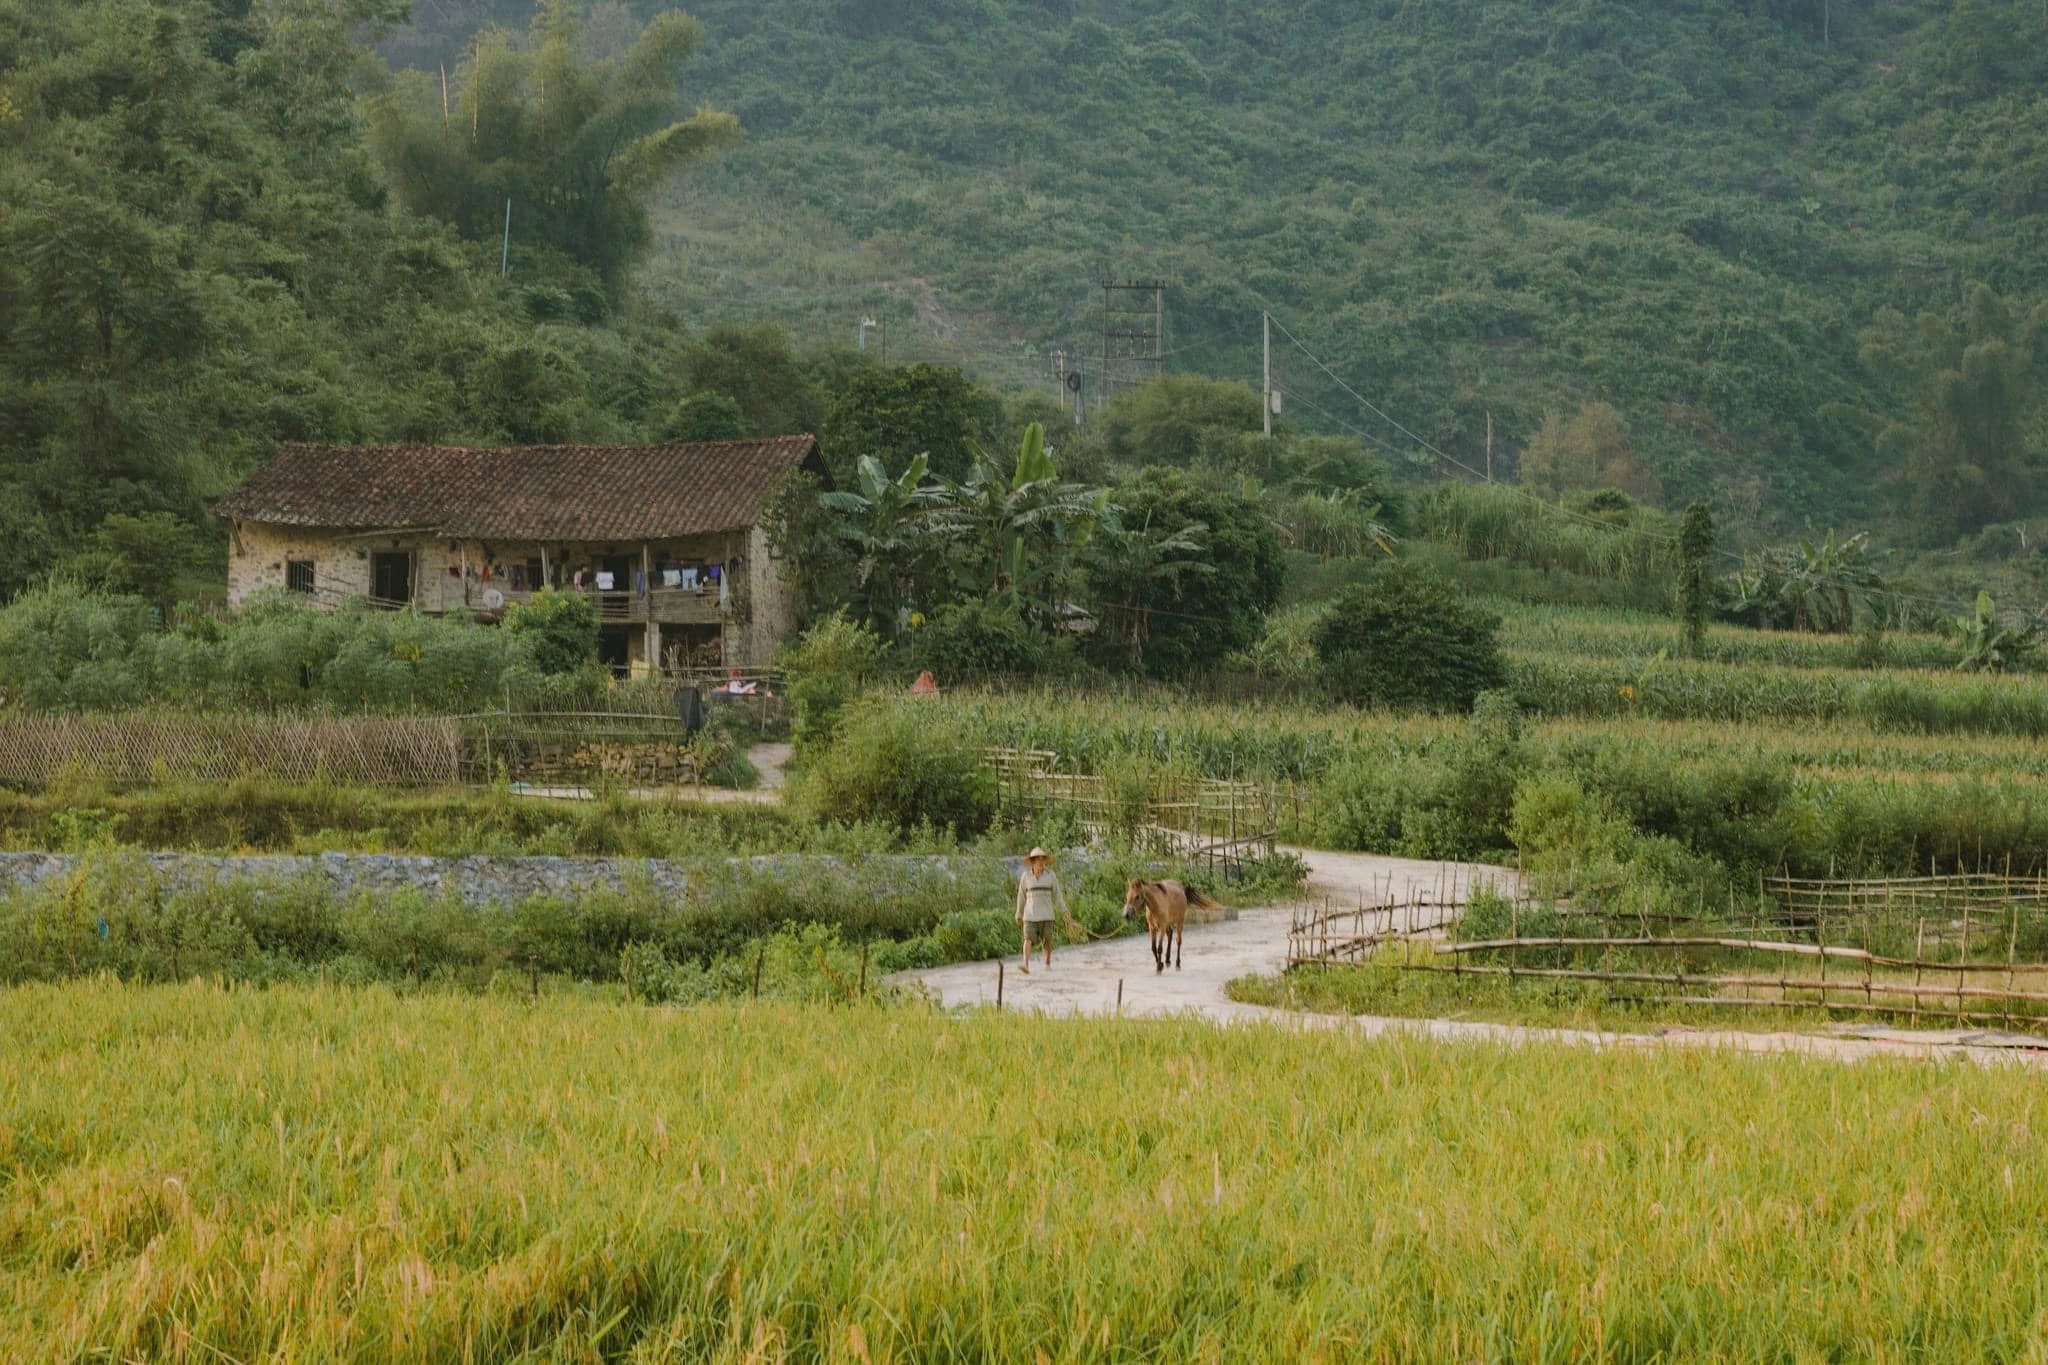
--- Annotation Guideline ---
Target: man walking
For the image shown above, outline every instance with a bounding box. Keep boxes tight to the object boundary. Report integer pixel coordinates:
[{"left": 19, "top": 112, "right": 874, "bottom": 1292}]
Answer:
[{"left": 1013, "top": 846, "right": 1069, "bottom": 974}]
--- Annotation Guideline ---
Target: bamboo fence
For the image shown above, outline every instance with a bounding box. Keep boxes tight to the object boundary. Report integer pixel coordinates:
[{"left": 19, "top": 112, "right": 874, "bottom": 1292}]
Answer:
[
  {"left": 0, "top": 713, "right": 463, "bottom": 789},
  {"left": 1287, "top": 869, "right": 2048, "bottom": 1035},
  {"left": 984, "top": 747, "right": 1281, "bottom": 876}
]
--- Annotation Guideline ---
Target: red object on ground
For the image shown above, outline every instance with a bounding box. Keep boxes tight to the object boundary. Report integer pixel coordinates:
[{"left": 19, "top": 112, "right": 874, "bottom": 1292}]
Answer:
[{"left": 909, "top": 670, "right": 940, "bottom": 697}]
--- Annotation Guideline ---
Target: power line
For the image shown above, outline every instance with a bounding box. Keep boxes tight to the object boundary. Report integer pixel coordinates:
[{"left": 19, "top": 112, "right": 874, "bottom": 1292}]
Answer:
[{"left": 1263, "top": 309, "right": 1984, "bottom": 620}]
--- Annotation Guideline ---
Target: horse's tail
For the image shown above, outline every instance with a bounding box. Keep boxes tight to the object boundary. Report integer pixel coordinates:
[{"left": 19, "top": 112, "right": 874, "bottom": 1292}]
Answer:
[{"left": 1185, "top": 887, "right": 1223, "bottom": 910}]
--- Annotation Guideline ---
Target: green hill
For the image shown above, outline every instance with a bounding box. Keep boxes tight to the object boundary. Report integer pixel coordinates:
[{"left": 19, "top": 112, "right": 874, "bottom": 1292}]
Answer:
[{"left": 382, "top": 0, "right": 2048, "bottom": 529}]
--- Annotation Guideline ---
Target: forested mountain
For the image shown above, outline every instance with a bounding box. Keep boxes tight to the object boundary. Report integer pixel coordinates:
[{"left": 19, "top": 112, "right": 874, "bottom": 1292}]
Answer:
[
  {"left": 2, "top": 0, "right": 2045, "bottom": 604},
  {"left": 384, "top": 0, "right": 2048, "bottom": 531}
]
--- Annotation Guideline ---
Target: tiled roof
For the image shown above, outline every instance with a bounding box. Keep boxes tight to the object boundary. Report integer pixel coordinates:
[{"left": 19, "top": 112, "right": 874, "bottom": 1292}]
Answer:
[{"left": 215, "top": 437, "right": 821, "bottom": 540}]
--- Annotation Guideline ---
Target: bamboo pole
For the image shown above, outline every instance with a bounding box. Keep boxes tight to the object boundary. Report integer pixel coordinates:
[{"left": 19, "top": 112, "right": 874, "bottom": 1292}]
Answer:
[
  {"left": 1433, "top": 935, "right": 2037, "bottom": 972},
  {"left": 2007, "top": 896, "right": 2020, "bottom": 1035},
  {"left": 1959, "top": 899, "right": 1972, "bottom": 1026},
  {"left": 1399, "top": 963, "right": 2048, "bottom": 1008}
]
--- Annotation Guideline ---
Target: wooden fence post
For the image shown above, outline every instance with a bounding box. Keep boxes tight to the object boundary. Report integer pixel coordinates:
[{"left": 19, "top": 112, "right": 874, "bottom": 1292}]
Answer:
[
  {"left": 1958, "top": 901, "right": 1971, "bottom": 1026},
  {"left": 1913, "top": 918, "right": 1926, "bottom": 1028}
]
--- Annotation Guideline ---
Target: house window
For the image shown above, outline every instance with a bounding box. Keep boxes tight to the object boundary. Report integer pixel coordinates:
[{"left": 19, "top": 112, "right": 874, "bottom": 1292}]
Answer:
[{"left": 286, "top": 560, "right": 315, "bottom": 594}]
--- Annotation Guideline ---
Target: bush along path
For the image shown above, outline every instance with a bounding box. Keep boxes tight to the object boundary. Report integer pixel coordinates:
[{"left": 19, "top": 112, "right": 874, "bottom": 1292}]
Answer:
[{"left": 897, "top": 849, "right": 2048, "bottom": 1069}]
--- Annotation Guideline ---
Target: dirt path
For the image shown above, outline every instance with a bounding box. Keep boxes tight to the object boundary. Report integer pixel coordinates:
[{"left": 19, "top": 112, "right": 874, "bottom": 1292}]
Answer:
[
  {"left": 748, "top": 743, "right": 793, "bottom": 791},
  {"left": 896, "top": 848, "right": 2048, "bottom": 1069}
]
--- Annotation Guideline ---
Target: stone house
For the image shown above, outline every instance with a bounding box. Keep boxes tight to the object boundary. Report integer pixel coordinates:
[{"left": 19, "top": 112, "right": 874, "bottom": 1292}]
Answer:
[{"left": 215, "top": 437, "right": 825, "bottom": 675}]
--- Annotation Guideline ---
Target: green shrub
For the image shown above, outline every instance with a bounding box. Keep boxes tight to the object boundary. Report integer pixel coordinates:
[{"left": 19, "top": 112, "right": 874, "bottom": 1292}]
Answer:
[
  {"left": 503, "top": 588, "right": 599, "bottom": 676},
  {"left": 782, "top": 611, "right": 883, "bottom": 754},
  {"left": 1233, "top": 602, "right": 1329, "bottom": 685},
  {"left": 1508, "top": 773, "right": 1634, "bottom": 886},
  {"left": 912, "top": 600, "right": 1046, "bottom": 679},
  {"left": 1314, "top": 561, "right": 1504, "bottom": 711},
  {"left": 793, "top": 699, "right": 998, "bottom": 836},
  {"left": 0, "top": 586, "right": 159, "bottom": 710},
  {"left": 929, "top": 908, "right": 1018, "bottom": 964}
]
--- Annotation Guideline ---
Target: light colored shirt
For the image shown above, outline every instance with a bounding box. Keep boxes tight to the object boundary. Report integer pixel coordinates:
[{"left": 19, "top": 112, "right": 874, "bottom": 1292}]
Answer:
[{"left": 1015, "top": 867, "right": 1068, "bottom": 924}]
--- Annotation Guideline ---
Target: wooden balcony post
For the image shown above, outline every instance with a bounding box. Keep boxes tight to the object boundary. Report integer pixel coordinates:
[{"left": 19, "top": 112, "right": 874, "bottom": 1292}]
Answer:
[{"left": 641, "top": 542, "right": 660, "bottom": 677}]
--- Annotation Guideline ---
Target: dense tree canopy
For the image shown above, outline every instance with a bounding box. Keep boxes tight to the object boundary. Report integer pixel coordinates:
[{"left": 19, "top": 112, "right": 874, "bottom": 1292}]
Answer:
[
  {"left": 820, "top": 363, "right": 1002, "bottom": 485},
  {"left": 378, "top": 0, "right": 2048, "bottom": 531},
  {"left": 0, "top": 0, "right": 836, "bottom": 602},
  {"left": 8, "top": 0, "right": 2048, "bottom": 619},
  {"left": 1314, "top": 562, "right": 1505, "bottom": 712},
  {"left": 364, "top": 0, "right": 739, "bottom": 290},
  {"left": 1847, "top": 283, "right": 2048, "bottom": 543},
  {"left": 1083, "top": 469, "right": 1284, "bottom": 678}
]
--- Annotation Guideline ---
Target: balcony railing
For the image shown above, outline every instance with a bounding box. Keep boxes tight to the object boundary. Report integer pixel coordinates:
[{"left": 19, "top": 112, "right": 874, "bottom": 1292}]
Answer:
[{"left": 439, "top": 583, "right": 736, "bottom": 625}]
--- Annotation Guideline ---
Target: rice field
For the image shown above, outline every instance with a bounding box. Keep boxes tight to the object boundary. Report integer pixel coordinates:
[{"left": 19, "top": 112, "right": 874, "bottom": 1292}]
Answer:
[{"left": 6, "top": 980, "right": 2048, "bottom": 1360}]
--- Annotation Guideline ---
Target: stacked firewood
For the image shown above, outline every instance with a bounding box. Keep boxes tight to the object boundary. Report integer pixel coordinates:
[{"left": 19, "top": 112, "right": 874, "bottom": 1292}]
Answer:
[{"left": 520, "top": 741, "right": 700, "bottom": 784}]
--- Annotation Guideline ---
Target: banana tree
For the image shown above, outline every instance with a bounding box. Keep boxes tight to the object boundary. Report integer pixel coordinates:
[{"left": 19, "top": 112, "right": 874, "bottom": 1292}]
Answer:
[
  {"left": 817, "top": 453, "right": 946, "bottom": 630},
  {"left": 1953, "top": 591, "right": 2042, "bottom": 673},
  {"left": 1732, "top": 529, "right": 1884, "bottom": 633},
  {"left": 1084, "top": 513, "right": 1214, "bottom": 670},
  {"left": 933, "top": 422, "right": 1114, "bottom": 614}
]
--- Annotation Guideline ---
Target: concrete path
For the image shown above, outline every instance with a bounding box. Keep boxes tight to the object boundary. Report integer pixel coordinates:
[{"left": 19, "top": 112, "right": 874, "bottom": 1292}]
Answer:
[
  {"left": 895, "top": 849, "right": 1518, "bottom": 1023},
  {"left": 895, "top": 848, "right": 2048, "bottom": 1069},
  {"left": 748, "top": 742, "right": 793, "bottom": 792}
]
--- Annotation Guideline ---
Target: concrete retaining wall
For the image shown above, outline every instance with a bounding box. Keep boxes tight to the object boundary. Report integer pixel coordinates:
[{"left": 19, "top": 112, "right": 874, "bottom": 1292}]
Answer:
[{"left": 0, "top": 851, "right": 1050, "bottom": 907}]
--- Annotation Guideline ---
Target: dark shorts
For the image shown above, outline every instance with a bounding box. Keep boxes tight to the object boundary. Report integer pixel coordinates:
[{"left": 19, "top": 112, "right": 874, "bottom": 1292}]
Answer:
[{"left": 1023, "top": 919, "right": 1055, "bottom": 946}]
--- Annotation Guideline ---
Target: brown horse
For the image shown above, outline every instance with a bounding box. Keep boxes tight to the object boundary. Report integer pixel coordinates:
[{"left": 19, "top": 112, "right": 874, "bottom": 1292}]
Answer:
[{"left": 1121, "top": 878, "right": 1220, "bottom": 973}]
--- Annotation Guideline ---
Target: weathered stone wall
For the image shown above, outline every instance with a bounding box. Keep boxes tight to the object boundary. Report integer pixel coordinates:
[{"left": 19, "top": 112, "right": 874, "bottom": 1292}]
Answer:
[
  {"left": 227, "top": 523, "right": 371, "bottom": 608},
  {"left": 0, "top": 851, "right": 1044, "bottom": 906},
  {"left": 224, "top": 522, "right": 800, "bottom": 669},
  {"left": 745, "top": 523, "right": 795, "bottom": 668}
]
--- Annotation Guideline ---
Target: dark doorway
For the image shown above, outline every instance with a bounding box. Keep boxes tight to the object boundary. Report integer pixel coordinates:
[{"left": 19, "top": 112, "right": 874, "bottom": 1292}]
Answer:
[
  {"left": 597, "top": 624, "right": 633, "bottom": 675},
  {"left": 370, "top": 551, "right": 412, "bottom": 606},
  {"left": 598, "top": 552, "right": 634, "bottom": 617}
]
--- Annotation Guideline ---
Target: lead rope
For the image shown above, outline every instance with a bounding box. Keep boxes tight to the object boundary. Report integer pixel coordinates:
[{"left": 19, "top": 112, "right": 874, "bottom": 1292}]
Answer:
[{"left": 1064, "top": 912, "right": 1124, "bottom": 943}]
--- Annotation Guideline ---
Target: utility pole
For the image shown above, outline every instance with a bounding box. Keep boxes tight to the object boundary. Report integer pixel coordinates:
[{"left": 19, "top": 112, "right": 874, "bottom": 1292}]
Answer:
[{"left": 1262, "top": 312, "right": 1272, "bottom": 439}]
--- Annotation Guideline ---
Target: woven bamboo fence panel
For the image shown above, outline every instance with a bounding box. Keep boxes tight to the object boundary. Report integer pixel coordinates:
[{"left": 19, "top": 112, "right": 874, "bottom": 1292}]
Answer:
[
  {"left": 1288, "top": 871, "right": 2048, "bottom": 1035},
  {"left": 983, "top": 747, "right": 1281, "bottom": 875},
  {"left": 0, "top": 714, "right": 463, "bottom": 789}
]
